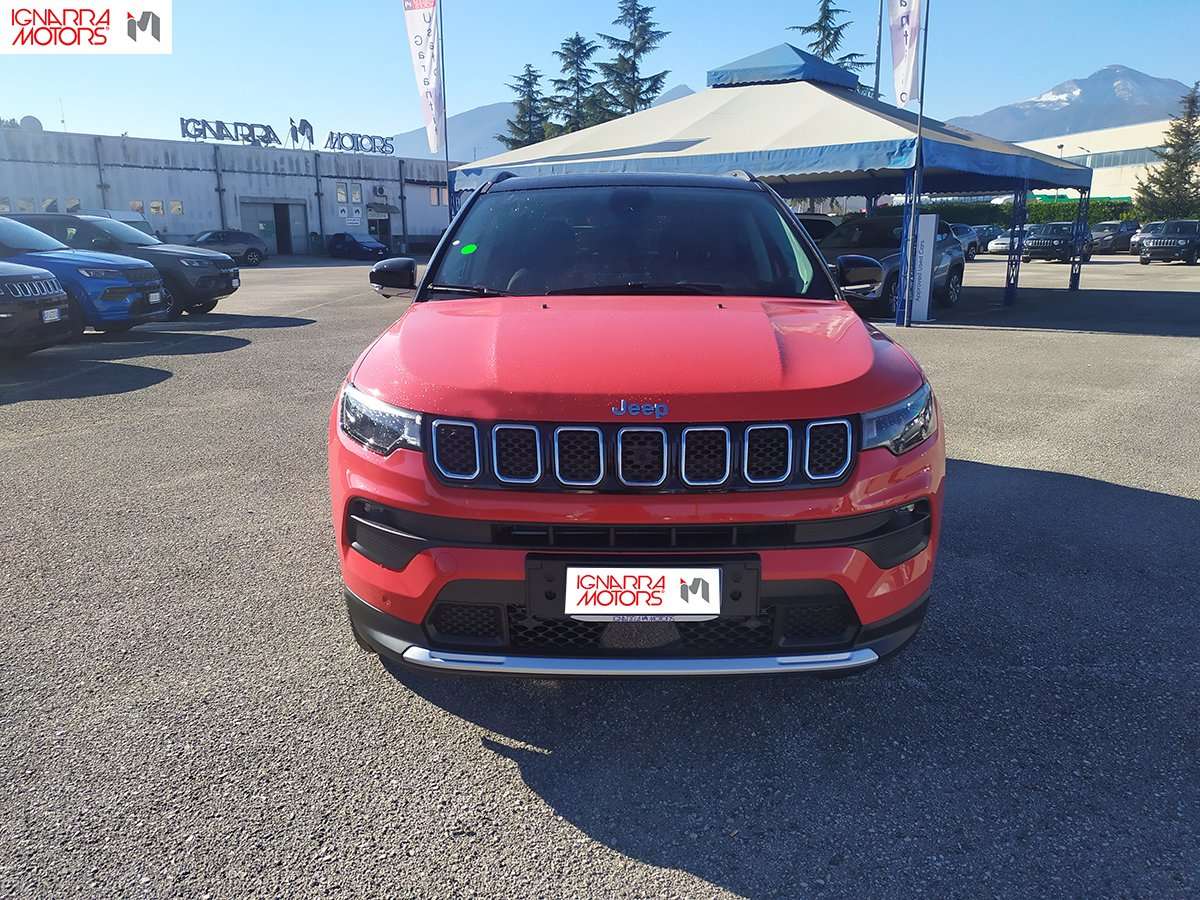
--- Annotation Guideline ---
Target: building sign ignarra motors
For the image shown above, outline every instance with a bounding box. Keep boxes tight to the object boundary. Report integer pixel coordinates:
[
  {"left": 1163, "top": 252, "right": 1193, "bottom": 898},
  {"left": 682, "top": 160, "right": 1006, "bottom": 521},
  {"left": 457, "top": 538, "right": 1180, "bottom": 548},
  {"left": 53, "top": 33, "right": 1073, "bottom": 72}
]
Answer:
[{"left": 178, "top": 115, "right": 395, "bottom": 155}]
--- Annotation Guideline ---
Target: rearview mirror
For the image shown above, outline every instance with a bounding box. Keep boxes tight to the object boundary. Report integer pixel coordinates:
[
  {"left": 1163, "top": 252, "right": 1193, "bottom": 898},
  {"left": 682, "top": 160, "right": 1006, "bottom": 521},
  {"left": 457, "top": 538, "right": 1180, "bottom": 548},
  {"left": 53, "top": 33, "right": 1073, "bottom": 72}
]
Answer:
[
  {"left": 369, "top": 257, "right": 417, "bottom": 297},
  {"left": 834, "top": 254, "right": 884, "bottom": 296}
]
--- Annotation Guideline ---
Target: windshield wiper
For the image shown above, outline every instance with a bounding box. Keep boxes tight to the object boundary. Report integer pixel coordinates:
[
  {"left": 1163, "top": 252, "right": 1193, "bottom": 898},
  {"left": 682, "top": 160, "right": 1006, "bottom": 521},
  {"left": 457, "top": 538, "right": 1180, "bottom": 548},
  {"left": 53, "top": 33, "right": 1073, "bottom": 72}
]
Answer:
[
  {"left": 426, "top": 283, "right": 510, "bottom": 297},
  {"left": 546, "top": 281, "right": 725, "bottom": 295}
]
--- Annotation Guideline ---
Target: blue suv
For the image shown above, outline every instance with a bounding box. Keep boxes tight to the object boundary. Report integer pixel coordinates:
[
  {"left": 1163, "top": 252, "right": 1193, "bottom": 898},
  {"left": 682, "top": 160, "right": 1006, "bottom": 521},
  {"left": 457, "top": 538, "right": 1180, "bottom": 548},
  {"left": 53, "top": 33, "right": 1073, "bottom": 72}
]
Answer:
[{"left": 0, "top": 216, "right": 166, "bottom": 336}]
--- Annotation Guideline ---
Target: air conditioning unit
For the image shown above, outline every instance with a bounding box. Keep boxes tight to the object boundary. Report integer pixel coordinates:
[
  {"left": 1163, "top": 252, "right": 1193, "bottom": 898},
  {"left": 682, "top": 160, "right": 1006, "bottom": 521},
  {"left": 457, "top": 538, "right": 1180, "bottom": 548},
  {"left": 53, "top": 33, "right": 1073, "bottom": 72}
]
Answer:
[{"left": 373, "top": 186, "right": 386, "bottom": 197}]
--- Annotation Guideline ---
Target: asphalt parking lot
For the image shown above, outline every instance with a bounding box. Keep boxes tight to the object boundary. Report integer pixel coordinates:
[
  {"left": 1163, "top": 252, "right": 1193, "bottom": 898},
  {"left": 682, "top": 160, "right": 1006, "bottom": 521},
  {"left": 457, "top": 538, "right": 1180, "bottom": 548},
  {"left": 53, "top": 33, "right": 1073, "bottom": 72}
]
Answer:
[{"left": 2, "top": 256, "right": 1198, "bottom": 897}]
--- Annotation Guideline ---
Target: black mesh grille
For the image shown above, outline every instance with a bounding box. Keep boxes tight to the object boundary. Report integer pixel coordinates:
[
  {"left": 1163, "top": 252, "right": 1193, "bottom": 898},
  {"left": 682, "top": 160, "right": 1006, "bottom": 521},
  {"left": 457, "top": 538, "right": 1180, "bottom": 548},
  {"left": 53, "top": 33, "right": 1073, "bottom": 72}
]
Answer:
[
  {"left": 505, "top": 607, "right": 777, "bottom": 656},
  {"left": 619, "top": 429, "right": 665, "bottom": 485},
  {"left": 125, "top": 267, "right": 159, "bottom": 284},
  {"left": 555, "top": 429, "right": 603, "bottom": 484},
  {"left": 433, "top": 422, "right": 478, "bottom": 478},
  {"left": 682, "top": 429, "right": 729, "bottom": 484},
  {"left": 778, "top": 599, "right": 858, "bottom": 647},
  {"left": 806, "top": 423, "right": 850, "bottom": 478},
  {"left": 428, "top": 603, "right": 503, "bottom": 643},
  {"left": 493, "top": 426, "right": 539, "bottom": 481},
  {"left": 745, "top": 426, "right": 791, "bottom": 482}
]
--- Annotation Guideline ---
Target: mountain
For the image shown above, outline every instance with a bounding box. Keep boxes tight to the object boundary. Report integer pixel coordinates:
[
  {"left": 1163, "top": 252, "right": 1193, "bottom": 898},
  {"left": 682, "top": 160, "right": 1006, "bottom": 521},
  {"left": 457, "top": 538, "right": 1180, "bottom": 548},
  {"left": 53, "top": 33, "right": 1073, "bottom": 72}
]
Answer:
[
  {"left": 946, "top": 66, "right": 1189, "bottom": 141},
  {"left": 393, "top": 85, "right": 695, "bottom": 161}
]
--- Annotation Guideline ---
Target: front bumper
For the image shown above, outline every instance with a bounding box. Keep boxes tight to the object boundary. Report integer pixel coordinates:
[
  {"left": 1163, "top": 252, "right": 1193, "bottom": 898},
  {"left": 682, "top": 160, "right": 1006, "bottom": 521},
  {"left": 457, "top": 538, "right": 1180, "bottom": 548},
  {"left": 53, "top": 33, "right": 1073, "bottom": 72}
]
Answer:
[
  {"left": 1022, "top": 245, "right": 1073, "bottom": 260},
  {"left": 0, "top": 295, "right": 71, "bottom": 351},
  {"left": 1141, "top": 246, "right": 1191, "bottom": 261},
  {"left": 174, "top": 266, "right": 241, "bottom": 301}
]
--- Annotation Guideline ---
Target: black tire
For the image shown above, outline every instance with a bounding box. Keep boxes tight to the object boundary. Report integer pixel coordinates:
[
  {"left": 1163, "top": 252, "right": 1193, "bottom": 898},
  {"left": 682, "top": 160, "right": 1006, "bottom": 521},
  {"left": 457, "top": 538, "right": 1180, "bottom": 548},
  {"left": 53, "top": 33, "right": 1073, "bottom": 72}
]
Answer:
[
  {"left": 186, "top": 298, "right": 219, "bottom": 315},
  {"left": 1140, "top": 256, "right": 1151, "bottom": 266},
  {"left": 880, "top": 274, "right": 900, "bottom": 319},
  {"left": 1021, "top": 256, "right": 1031, "bottom": 264},
  {"left": 161, "top": 283, "right": 184, "bottom": 321},
  {"left": 1187, "top": 249, "right": 1198, "bottom": 266},
  {"left": 936, "top": 267, "right": 963, "bottom": 308},
  {"left": 243, "top": 248, "right": 263, "bottom": 266},
  {"left": 966, "top": 244, "right": 977, "bottom": 261}
]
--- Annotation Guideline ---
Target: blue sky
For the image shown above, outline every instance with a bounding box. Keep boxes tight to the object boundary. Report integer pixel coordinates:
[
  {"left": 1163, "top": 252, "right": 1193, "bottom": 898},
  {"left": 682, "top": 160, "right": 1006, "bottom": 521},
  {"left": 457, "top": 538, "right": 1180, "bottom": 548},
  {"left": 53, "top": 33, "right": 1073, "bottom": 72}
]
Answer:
[{"left": 2, "top": 0, "right": 1197, "bottom": 140}]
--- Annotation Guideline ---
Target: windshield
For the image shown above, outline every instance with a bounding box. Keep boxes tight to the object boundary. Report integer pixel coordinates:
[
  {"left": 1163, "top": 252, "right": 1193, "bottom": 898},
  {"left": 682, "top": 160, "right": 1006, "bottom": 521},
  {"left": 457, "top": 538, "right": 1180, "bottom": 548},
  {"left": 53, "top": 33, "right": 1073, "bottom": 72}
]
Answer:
[
  {"left": 87, "top": 217, "right": 161, "bottom": 245},
  {"left": 1143, "top": 222, "right": 1164, "bottom": 233},
  {"left": 1093, "top": 222, "right": 1120, "bottom": 233},
  {"left": 1165, "top": 221, "right": 1199, "bottom": 235},
  {"left": 351, "top": 233, "right": 378, "bottom": 243},
  {"left": 822, "top": 219, "right": 903, "bottom": 251},
  {"left": 426, "top": 185, "right": 828, "bottom": 299},
  {"left": 0, "top": 216, "right": 68, "bottom": 253},
  {"left": 1042, "top": 224, "right": 1073, "bottom": 236}
]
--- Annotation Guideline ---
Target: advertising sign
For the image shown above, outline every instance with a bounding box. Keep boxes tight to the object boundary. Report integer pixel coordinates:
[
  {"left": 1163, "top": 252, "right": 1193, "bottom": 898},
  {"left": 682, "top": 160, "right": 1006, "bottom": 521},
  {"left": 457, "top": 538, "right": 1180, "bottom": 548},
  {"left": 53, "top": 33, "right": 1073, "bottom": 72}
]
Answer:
[
  {"left": 887, "top": 0, "right": 922, "bottom": 106},
  {"left": 909, "top": 213, "right": 937, "bottom": 322},
  {"left": 403, "top": 0, "right": 443, "bottom": 154},
  {"left": 1, "top": 1, "right": 172, "bottom": 54}
]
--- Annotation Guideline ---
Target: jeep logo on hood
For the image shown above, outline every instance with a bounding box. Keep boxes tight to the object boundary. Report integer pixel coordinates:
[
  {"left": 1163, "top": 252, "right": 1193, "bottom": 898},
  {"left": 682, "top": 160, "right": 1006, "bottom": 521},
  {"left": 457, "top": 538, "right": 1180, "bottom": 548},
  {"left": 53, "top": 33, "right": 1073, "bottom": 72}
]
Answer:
[{"left": 611, "top": 400, "right": 669, "bottom": 418}]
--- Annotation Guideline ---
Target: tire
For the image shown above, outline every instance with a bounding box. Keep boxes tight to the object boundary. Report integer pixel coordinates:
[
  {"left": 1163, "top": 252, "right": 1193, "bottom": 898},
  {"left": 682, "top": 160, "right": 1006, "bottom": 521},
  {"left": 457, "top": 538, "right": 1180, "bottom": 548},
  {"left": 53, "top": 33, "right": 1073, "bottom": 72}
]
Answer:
[
  {"left": 966, "top": 244, "right": 977, "bottom": 261},
  {"left": 161, "top": 283, "right": 184, "bottom": 321},
  {"left": 1187, "top": 249, "right": 1198, "bottom": 266},
  {"left": 1021, "top": 256, "right": 1031, "bottom": 264},
  {"left": 936, "top": 267, "right": 963, "bottom": 308},
  {"left": 880, "top": 274, "right": 900, "bottom": 319},
  {"left": 1139, "top": 257, "right": 1151, "bottom": 265},
  {"left": 186, "top": 298, "right": 219, "bottom": 315},
  {"left": 243, "top": 248, "right": 263, "bottom": 266}
]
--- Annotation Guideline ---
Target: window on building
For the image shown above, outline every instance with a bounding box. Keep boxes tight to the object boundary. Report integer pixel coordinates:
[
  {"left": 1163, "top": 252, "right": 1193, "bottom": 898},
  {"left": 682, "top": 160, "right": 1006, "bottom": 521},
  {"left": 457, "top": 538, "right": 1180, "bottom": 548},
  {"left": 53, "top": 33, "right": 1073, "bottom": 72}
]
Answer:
[
  {"left": 66, "top": 197, "right": 81, "bottom": 213},
  {"left": 169, "top": 200, "right": 183, "bottom": 215},
  {"left": 0, "top": 197, "right": 9, "bottom": 213},
  {"left": 430, "top": 186, "right": 446, "bottom": 206},
  {"left": 42, "top": 198, "right": 59, "bottom": 212},
  {"left": 351, "top": 183, "right": 363, "bottom": 204},
  {"left": 336, "top": 182, "right": 348, "bottom": 204},
  {"left": 130, "top": 199, "right": 144, "bottom": 213},
  {"left": 149, "top": 200, "right": 165, "bottom": 215},
  {"left": 17, "top": 198, "right": 34, "bottom": 212}
]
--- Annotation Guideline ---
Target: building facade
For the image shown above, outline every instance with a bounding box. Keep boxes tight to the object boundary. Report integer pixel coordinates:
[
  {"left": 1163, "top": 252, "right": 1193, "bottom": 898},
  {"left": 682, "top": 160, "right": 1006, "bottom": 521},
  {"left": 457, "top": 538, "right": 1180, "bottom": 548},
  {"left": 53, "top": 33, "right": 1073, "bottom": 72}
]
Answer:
[
  {"left": 0, "top": 125, "right": 454, "bottom": 253},
  {"left": 1018, "top": 119, "right": 1169, "bottom": 200}
]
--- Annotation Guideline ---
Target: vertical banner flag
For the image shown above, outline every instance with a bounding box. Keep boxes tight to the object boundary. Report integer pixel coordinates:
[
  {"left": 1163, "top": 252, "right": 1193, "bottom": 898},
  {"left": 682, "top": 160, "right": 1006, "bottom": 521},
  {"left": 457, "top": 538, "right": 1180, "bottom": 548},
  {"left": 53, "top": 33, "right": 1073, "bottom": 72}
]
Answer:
[
  {"left": 887, "top": 0, "right": 922, "bottom": 107},
  {"left": 403, "top": 0, "right": 443, "bottom": 153}
]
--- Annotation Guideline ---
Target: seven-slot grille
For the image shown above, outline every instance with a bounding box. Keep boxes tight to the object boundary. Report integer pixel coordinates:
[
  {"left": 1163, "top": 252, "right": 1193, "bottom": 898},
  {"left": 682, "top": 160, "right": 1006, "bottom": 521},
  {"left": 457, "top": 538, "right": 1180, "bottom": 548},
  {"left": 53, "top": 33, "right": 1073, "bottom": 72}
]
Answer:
[
  {"left": 425, "top": 419, "right": 855, "bottom": 492},
  {"left": 124, "top": 267, "right": 160, "bottom": 284},
  {"left": 3, "top": 278, "right": 62, "bottom": 299}
]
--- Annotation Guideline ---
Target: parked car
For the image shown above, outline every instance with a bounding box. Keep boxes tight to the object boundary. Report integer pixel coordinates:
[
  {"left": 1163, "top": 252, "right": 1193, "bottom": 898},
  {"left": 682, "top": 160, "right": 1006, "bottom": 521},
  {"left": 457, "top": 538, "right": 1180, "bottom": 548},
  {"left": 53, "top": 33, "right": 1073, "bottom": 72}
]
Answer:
[
  {"left": 0, "top": 216, "right": 165, "bottom": 336},
  {"left": 0, "top": 260, "right": 72, "bottom": 357},
  {"left": 971, "top": 225, "right": 1003, "bottom": 248},
  {"left": 1021, "top": 222, "right": 1093, "bottom": 263},
  {"left": 9, "top": 213, "right": 239, "bottom": 317},
  {"left": 819, "top": 215, "right": 965, "bottom": 316},
  {"left": 189, "top": 229, "right": 269, "bottom": 266},
  {"left": 1139, "top": 219, "right": 1200, "bottom": 265},
  {"left": 949, "top": 223, "right": 980, "bottom": 260},
  {"left": 338, "top": 171, "right": 944, "bottom": 678},
  {"left": 328, "top": 232, "right": 389, "bottom": 260},
  {"left": 987, "top": 224, "right": 1040, "bottom": 254},
  {"left": 793, "top": 213, "right": 839, "bottom": 241},
  {"left": 1090, "top": 220, "right": 1139, "bottom": 253},
  {"left": 1129, "top": 220, "right": 1164, "bottom": 256}
]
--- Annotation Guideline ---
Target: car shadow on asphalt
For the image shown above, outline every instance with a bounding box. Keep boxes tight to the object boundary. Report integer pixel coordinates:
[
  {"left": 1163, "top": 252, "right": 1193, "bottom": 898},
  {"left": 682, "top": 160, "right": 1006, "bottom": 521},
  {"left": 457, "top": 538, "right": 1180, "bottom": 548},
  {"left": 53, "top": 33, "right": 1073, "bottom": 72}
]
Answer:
[
  {"left": 385, "top": 459, "right": 1200, "bottom": 897},
  {"left": 0, "top": 329, "right": 252, "bottom": 404},
  {"left": 148, "top": 312, "right": 316, "bottom": 333}
]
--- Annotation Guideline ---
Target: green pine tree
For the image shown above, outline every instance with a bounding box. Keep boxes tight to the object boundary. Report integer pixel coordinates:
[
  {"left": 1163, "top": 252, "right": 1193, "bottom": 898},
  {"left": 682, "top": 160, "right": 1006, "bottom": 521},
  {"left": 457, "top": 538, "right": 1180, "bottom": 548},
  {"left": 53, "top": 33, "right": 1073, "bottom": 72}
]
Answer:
[
  {"left": 496, "top": 64, "right": 551, "bottom": 150},
  {"left": 596, "top": 0, "right": 670, "bottom": 116},
  {"left": 550, "top": 33, "right": 601, "bottom": 133},
  {"left": 789, "top": 0, "right": 868, "bottom": 73},
  {"left": 1135, "top": 83, "right": 1200, "bottom": 220}
]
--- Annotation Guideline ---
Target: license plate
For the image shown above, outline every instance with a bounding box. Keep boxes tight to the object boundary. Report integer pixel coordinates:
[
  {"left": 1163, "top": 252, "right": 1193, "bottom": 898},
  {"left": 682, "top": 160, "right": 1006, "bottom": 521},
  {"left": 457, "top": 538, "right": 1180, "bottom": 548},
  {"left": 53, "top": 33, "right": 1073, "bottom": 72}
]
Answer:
[
  {"left": 231, "top": 277, "right": 240, "bottom": 288},
  {"left": 565, "top": 566, "right": 721, "bottom": 621},
  {"left": 148, "top": 291, "right": 162, "bottom": 305},
  {"left": 41, "top": 307, "right": 63, "bottom": 323}
]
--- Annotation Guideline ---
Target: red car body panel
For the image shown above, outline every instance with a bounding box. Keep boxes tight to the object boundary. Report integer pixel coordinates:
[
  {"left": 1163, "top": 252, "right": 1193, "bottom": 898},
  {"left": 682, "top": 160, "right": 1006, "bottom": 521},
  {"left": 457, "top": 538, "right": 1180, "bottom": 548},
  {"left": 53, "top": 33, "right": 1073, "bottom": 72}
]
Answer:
[{"left": 350, "top": 296, "right": 925, "bottom": 422}]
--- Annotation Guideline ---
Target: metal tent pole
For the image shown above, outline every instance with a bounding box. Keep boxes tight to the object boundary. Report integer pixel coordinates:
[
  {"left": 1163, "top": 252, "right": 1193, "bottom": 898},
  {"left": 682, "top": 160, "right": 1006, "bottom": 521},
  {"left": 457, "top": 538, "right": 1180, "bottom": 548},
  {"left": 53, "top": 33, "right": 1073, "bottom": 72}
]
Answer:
[
  {"left": 1004, "top": 180, "right": 1027, "bottom": 305},
  {"left": 900, "top": 0, "right": 932, "bottom": 327},
  {"left": 1068, "top": 188, "right": 1090, "bottom": 290}
]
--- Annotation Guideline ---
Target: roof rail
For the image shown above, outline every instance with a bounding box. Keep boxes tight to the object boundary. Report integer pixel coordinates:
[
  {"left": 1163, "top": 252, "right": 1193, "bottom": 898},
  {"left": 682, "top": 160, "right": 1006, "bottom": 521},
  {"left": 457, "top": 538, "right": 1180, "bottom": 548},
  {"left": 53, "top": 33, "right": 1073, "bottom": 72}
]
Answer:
[{"left": 727, "top": 169, "right": 757, "bottom": 181}]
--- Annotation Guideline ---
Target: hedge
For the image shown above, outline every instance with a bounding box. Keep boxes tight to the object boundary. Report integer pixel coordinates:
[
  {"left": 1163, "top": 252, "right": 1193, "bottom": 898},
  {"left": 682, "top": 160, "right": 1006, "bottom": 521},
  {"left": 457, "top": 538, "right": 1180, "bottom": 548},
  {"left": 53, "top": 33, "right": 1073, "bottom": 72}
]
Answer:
[{"left": 914, "top": 198, "right": 1136, "bottom": 227}]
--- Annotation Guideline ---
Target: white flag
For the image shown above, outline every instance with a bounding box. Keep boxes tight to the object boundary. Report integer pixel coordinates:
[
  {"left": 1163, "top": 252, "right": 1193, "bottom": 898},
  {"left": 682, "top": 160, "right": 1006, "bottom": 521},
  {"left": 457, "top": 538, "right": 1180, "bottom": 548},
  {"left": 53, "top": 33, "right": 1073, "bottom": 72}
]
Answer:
[
  {"left": 888, "top": 0, "right": 923, "bottom": 107},
  {"left": 403, "top": 0, "right": 444, "bottom": 153}
]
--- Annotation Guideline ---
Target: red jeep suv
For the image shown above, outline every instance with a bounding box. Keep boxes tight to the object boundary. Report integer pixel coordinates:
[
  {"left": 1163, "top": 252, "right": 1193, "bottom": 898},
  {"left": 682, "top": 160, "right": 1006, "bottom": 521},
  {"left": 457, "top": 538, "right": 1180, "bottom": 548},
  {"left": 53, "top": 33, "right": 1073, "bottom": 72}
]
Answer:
[{"left": 329, "top": 173, "right": 944, "bottom": 677}]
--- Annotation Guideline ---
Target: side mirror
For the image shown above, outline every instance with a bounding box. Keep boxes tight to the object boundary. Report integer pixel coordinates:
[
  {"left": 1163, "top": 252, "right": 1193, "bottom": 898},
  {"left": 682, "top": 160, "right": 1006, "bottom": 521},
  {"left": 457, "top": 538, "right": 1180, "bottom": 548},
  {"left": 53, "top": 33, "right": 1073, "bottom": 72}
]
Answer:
[
  {"left": 834, "top": 254, "right": 884, "bottom": 296},
  {"left": 369, "top": 257, "right": 417, "bottom": 297}
]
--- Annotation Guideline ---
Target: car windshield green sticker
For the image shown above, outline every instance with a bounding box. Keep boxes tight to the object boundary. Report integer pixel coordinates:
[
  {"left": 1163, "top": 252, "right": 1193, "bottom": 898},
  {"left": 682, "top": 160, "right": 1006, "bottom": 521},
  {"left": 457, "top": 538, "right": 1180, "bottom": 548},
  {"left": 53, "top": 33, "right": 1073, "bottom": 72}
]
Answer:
[{"left": 460, "top": 243, "right": 478, "bottom": 255}]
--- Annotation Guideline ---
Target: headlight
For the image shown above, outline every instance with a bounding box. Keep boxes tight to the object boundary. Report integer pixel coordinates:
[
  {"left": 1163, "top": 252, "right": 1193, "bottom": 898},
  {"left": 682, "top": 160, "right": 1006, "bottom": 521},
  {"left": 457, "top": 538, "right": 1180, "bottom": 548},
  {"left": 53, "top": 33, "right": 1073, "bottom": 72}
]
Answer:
[
  {"left": 179, "top": 258, "right": 214, "bottom": 268},
  {"left": 77, "top": 267, "right": 122, "bottom": 279},
  {"left": 339, "top": 383, "right": 422, "bottom": 455},
  {"left": 862, "top": 382, "right": 936, "bottom": 455}
]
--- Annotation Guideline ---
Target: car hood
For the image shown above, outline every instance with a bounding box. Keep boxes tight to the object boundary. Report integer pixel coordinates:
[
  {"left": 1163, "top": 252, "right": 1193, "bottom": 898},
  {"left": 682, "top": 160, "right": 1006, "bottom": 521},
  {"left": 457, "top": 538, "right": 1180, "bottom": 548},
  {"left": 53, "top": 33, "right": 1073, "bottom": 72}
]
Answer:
[
  {"left": 352, "top": 295, "right": 924, "bottom": 422},
  {"left": 23, "top": 248, "right": 155, "bottom": 269},
  {"left": 138, "top": 243, "right": 232, "bottom": 261}
]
